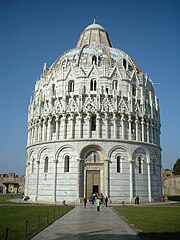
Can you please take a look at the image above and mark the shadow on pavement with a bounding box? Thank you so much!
[138,232,180,240]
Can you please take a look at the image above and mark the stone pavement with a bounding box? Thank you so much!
[32,205,141,240]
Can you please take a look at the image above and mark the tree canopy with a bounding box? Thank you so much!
[173,158,180,175]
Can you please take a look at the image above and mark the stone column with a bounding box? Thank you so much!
[135,118,139,141]
[29,126,33,145]
[96,115,100,138]
[48,117,52,141]
[147,161,152,202]
[104,159,109,197]
[121,114,125,139]
[113,116,117,139]
[55,117,59,140]
[62,115,66,139]
[53,159,58,202]
[77,158,83,198]
[43,120,47,142]
[150,121,153,143]
[128,115,132,140]
[129,159,133,201]
[31,126,34,144]
[38,122,42,142]
[70,115,74,139]
[141,117,145,142]
[27,125,31,146]
[154,125,157,145]
[35,123,38,143]
[105,114,109,138]
[146,122,150,143]
[35,160,40,201]
[24,162,30,196]
[78,116,82,138]
[87,115,91,138]
[84,167,87,197]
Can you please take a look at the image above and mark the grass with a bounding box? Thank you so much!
[0,205,74,240]
[0,194,22,204]
[113,205,180,240]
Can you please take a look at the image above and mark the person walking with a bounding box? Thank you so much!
[83,196,87,208]
[96,197,101,212]
[89,195,94,208]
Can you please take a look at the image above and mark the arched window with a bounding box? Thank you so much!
[117,155,122,173]
[91,115,96,131]
[138,156,143,174]
[112,80,117,90]
[64,155,70,172]
[44,156,49,173]
[132,85,136,96]
[123,59,126,69]
[92,55,97,65]
[52,84,55,95]
[90,79,97,91]
[51,116,56,133]
[69,81,74,92]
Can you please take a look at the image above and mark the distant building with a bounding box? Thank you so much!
[162,169,173,178]
[162,170,180,196]
[25,20,162,203]
[0,173,25,194]
[163,175,180,196]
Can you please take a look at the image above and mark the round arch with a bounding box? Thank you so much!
[80,144,106,160]
[55,144,77,160]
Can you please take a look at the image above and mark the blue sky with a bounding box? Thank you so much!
[0,0,180,175]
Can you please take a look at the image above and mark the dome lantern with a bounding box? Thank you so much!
[76,20,112,48]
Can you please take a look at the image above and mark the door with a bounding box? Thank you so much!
[86,170,100,197]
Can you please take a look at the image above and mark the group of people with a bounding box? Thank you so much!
[83,193,108,211]
[162,195,168,204]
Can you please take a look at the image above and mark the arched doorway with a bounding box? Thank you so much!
[80,145,108,198]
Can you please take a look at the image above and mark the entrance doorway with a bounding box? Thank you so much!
[93,185,99,194]
[86,170,100,197]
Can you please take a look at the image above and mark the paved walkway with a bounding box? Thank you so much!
[32,205,141,240]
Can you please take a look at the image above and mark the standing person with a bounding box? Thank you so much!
[89,195,94,208]
[135,196,139,205]
[165,195,168,204]
[105,196,108,207]
[83,196,87,208]
[96,198,101,212]
[136,196,139,205]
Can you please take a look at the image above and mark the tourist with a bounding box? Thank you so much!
[89,195,94,208]
[165,195,168,204]
[83,196,87,208]
[96,198,101,212]
[135,196,139,205]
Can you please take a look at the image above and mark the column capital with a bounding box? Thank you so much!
[53,159,58,164]
[129,159,134,164]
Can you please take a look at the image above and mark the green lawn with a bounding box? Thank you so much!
[0,205,74,240]
[0,194,22,204]
[113,205,180,240]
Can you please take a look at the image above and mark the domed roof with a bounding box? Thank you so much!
[85,19,105,30]
[76,19,112,48]
[51,20,141,73]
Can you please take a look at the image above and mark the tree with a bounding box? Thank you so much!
[173,158,180,175]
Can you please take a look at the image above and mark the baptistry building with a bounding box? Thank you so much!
[25,20,162,203]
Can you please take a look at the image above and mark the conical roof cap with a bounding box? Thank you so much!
[76,19,112,48]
